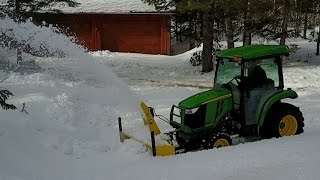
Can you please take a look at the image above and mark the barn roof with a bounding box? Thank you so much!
[0,0,171,14]
[50,0,159,13]
[0,0,172,14]
[0,0,174,14]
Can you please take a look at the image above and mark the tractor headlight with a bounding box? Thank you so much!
[185,107,199,114]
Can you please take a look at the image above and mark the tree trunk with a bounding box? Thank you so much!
[201,9,213,73]
[280,0,289,45]
[189,17,195,49]
[243,0,251,46]
[316,32,320,56]
[175,14,179,42]
[303,13,308,39]
[280,19,287,45]
[226,16,234,49]
[293,11,300,37]
[14,0,20,13]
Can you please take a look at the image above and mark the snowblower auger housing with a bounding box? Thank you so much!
[118,102,176,156]
[118,45,304,156]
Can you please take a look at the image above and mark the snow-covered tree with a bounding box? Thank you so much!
[6,0,79,13]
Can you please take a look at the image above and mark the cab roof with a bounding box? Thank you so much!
[216,45,289,61]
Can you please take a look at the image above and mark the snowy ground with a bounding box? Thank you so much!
[1,15,320,180]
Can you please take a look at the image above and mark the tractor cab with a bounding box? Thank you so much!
[215,45,289,135]
[215,56,282,94]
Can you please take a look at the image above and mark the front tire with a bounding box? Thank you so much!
[211,133,232,148]
[263,103,304,138]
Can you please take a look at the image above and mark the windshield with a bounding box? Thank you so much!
[215,59,241,87]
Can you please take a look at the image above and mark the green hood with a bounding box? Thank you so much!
[178,88,232,109]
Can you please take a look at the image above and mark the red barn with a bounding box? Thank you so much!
[33,0,172,55]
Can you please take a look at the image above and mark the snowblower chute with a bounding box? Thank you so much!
[118,102,176,156]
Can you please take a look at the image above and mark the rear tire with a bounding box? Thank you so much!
[262,103,304,138]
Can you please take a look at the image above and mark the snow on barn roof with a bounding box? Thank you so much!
[0,0,168,13]
[52,0,158,13]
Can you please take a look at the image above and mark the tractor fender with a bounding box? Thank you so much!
[257,90,298,127]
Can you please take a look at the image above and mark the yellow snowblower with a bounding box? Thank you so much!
[118,102,176,156]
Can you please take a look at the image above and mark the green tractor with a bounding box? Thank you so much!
[118,45,304,156]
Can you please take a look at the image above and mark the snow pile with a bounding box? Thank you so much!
[0,16,83,57]
[0,14,144,179]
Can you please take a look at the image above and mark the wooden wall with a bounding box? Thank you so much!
[33,13,171,55]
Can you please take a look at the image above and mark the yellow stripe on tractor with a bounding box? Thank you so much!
[117,102,175,156]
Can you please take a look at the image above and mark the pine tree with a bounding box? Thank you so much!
[144,0,320,60]
[294,0,320,38]
[0,89,16,110]
[222,0,243,48]
[143,0,174,10]
[144,0,215,72]
[6,0,79,13]
[0,0,79,18]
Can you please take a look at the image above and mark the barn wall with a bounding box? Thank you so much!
[32,13,171,55]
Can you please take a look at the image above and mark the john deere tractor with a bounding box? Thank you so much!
[118,45,304,156]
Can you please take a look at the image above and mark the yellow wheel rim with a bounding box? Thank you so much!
[213,138,229,148]
[279,115,298,136]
